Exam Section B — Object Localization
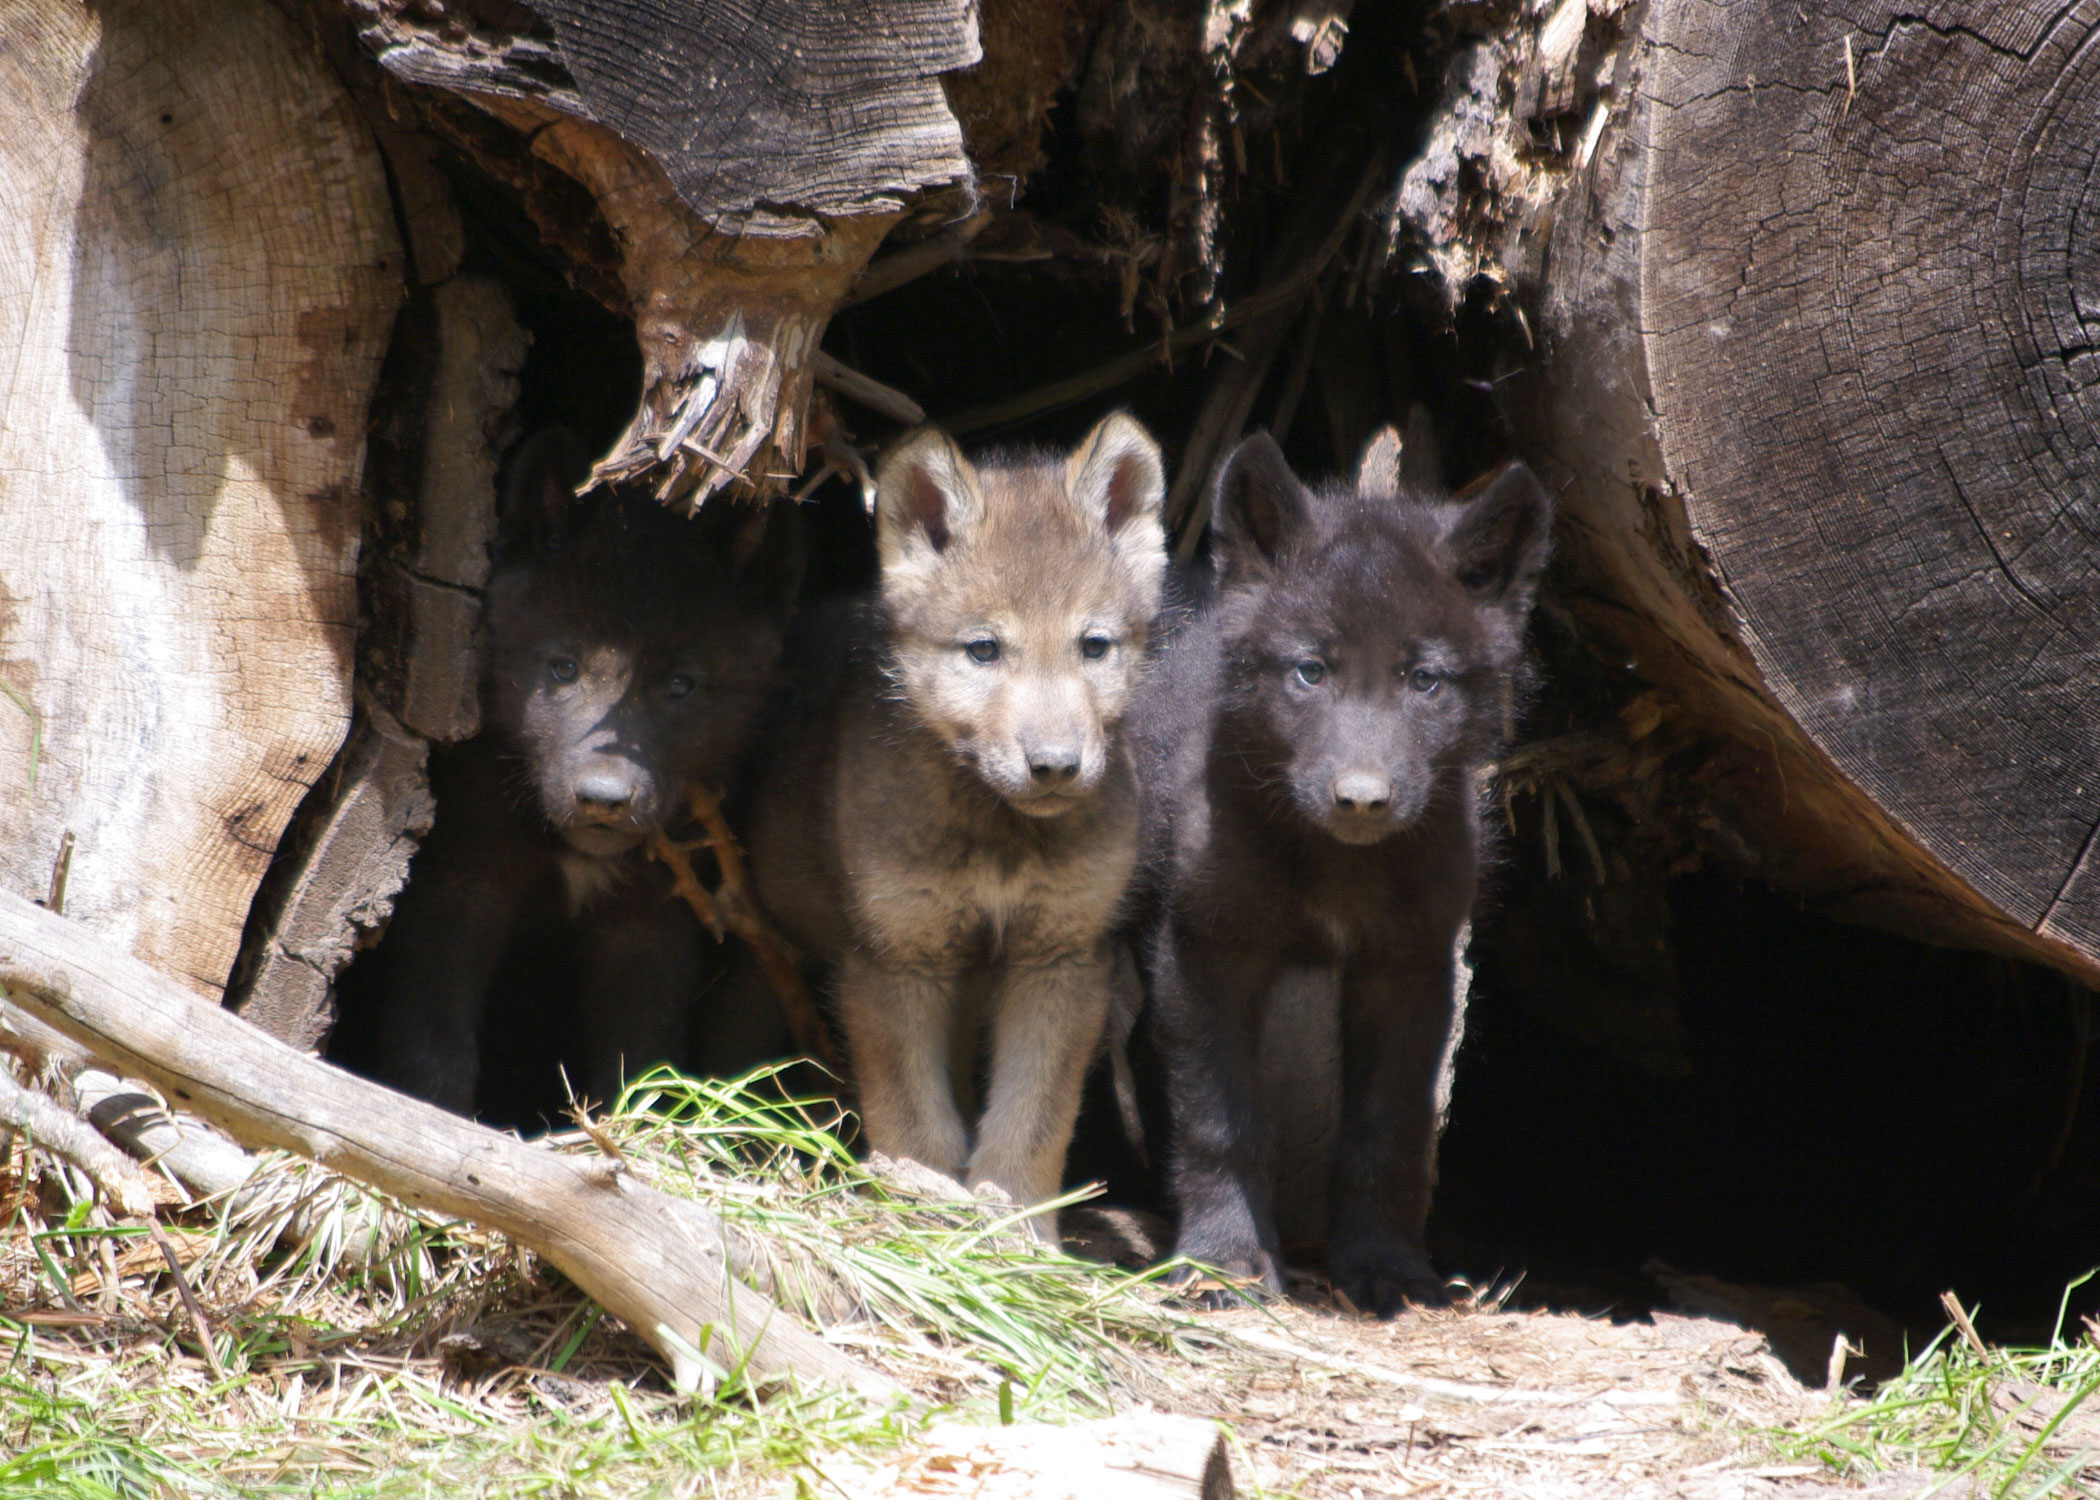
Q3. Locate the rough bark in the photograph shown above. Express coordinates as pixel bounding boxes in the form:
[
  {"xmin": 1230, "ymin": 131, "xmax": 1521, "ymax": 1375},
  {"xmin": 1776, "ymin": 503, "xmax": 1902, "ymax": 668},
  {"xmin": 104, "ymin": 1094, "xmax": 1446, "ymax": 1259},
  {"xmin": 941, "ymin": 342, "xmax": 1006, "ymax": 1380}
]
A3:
[
  {"xmin": 0, "ymin": 0, "xmax": 400, "ymax": 998},
  {"xmin": 351, "ymin": 0, "xmax": 979, "ymax": 508},
  {"xmin": 0, "ymin": 890, "xmax": 896, "ymax": 1398},
  {"xmin": 1524, "ymin": 0, "xmax": 2100, "ymax": 981}
]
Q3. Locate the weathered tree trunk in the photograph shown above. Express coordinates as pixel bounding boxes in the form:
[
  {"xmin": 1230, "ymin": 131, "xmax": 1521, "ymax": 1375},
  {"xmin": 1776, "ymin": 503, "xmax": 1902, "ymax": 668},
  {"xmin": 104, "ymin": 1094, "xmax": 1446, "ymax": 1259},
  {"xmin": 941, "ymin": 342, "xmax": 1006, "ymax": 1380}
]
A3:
[
  {"xmin": 0, "ymin": 0, "xmax": 399, "ymax": 997},
  {"xmin": 1, "ymin": 0, "xmax": 984, "ymax": 1045},
  {"xmin": 355, "ymin": 0, "xmax": 977, "ymax": 510},
  {"xmin": 1524, "ymin": 0, "xmax": 2100, "ymax": 983}
]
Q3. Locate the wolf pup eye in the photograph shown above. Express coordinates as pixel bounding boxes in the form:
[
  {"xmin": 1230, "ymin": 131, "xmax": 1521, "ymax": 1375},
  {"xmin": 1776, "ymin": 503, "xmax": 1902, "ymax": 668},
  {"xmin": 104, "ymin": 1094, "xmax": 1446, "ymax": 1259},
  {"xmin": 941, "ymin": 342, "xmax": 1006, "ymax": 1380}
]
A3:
[
  {"xmin": 1409, "ymin": 667, "xmax": 1442, "ymax": 694},
  {"xmin": 548, "ymin": 657, "xmax": 579, "ymax": 684},
  {"xmin": 666, "ymin": 672, "xmax": 695, "ymax": 699},
  {"xmin": 965, "ymin": 637, "xmax": 1002, "ymax": 665},
  {"xmin": 1080, "ymin": 632, "xmax": 1113, "ymax": 661},
  {"xmin": 1295, "ymin": 659, "xmax": 1327, "ymax": 686}
]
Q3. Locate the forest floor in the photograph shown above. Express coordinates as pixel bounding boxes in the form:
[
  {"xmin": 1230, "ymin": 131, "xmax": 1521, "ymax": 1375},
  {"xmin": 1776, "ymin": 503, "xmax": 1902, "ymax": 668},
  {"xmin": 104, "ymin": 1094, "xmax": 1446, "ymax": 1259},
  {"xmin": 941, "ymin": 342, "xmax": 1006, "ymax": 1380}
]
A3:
[{"xmin": 1, "ymin": 1068, "xmax": 2088, "ymax": 1499}]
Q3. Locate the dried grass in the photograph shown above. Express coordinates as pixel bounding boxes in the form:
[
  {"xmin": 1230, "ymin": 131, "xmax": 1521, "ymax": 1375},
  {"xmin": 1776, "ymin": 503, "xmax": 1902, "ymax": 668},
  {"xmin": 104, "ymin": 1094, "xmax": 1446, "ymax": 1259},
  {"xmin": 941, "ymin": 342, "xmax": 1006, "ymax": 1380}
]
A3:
[{"xmin": 0, "ymin": 1060, "xmax": 2009, "ymax": 1499}]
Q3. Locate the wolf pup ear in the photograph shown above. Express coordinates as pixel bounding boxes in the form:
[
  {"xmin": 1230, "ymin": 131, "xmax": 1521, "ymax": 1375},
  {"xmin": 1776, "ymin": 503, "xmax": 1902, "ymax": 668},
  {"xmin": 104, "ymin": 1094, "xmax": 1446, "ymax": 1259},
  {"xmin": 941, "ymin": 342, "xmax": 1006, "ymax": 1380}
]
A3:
[
  {"xmin": 727, "ymin": 499, "xmax": 808, "ymax": 621},
  {"xmin": 1441, "ymin": 461, "xmax": 1553, "ymax": 610},
  {"xmin": 1065, "ymin": 410, "xmax": 1166, "ymax": 542},
  {"xmin": 876, "ymin": 426, "xmax": 985, "ymax": 571},
  {"xmin": 501, "ymin": 426, "xmax": 592, "ymax": 552},
  {"xmin": 1210, "ymin": 430, "xmax": 1311, "ymax": 575}
]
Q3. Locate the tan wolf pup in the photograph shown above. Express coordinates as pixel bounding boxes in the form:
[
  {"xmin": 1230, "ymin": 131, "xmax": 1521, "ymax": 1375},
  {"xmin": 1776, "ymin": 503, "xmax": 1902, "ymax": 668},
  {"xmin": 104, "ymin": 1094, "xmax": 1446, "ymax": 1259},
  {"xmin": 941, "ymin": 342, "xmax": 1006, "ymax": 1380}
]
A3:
[{"xmin": 747, "ymin": 413, "xmax": 1168, "ymax": 1239}]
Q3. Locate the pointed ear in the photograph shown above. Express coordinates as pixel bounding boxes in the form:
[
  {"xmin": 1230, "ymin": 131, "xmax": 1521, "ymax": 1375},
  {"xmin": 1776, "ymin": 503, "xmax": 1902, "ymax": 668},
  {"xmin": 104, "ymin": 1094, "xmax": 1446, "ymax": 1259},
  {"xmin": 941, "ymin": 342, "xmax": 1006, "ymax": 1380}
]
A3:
[
  {"xmin": 1210, "ymin": 431, "xmax": 1311, "ymax": 576},
  {"xmin": 501, "ymin": 426, "xmax": 592, "ymax": 551},
  {"xmin": 1441, "ymin": 461, "xmax": 1553, "ymax": 609},
  {"xmin": 1065, "ymin": 410, "xmax": 1166, "ymax": 542},
  {"xmin": 1355, "ymin": 426, "xmax": 1403, "ymax": 497},
  {"xmin": 875, "ymin": 426, "xmax": 985, "ymax": 572}
]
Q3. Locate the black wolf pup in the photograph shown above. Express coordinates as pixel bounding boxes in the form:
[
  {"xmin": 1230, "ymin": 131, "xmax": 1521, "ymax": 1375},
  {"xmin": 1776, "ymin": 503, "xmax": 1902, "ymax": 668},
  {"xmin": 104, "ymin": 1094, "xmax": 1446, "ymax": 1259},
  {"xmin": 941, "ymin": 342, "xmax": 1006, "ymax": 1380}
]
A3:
[
  {"xmin": 1135, "ymin": 429, "xmax": 1550, "ymax": 1314},
  {"xmin": 341, "ymin": 429, "xmax": 801, "ymax": 1119}
]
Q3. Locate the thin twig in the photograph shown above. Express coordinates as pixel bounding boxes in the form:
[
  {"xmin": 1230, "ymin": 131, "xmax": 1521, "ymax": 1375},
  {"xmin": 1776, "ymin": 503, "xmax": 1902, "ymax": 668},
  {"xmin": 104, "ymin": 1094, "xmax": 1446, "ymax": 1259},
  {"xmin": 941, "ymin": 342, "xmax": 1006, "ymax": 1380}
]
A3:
[
  {"xmin": 153, "ymin": 1223, "xmax": 230, "ymax": 1383},
  {"xmin": 841, "ymin": 208, "xmax": 993, "ymax": 308},
  {"xmin": 650, "ymin": 788, "xmax": 843, "ymax": 1075},
  {"xmin": 813, "ymin": 351, "xmax": 926, "ymax": 426}
]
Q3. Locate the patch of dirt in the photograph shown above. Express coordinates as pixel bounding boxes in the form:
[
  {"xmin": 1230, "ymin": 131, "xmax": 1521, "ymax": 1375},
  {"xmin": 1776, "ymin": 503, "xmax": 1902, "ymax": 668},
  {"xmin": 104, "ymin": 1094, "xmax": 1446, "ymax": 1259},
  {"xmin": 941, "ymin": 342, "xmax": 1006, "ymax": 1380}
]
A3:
[{"xmin": 872, "ymin": 1293, "xmax": 1940, "ymax": 1499}]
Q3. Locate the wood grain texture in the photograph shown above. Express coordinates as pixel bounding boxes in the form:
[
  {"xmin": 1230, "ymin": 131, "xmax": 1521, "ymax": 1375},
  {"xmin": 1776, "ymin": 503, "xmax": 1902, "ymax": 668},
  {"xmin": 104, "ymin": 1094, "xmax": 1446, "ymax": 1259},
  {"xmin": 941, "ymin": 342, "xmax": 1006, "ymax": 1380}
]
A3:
[
  {"xmin": 1530, "ymin": 1, "xmax": 2100, "ymax": 975},
  {"xmin": 0, "ymin": 890, "xmax": 897, "ymax": 1398},
  {"xmin": 530, "ymin": 0, "xmax": 978, "ymax": 229},
  {"xmin": 0, "ymin": 0, "xmax": 400, "ymax": 996},
  {"xmin": 356, "ymin": 0, "xmax": 978, "ymax": 507}
]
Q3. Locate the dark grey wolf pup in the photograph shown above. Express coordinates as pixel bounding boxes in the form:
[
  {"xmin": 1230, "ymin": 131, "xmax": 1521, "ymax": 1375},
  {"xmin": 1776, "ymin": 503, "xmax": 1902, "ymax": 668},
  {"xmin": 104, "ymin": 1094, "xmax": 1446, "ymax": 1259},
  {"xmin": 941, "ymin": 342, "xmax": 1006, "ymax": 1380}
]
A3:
[
  {"xmin": 1134, "ymin": 428, "xmax": 1550, "ymax": 1313},
  {"xmin": 746, "ymin": 413, "xmax": 1168, "ymax": 1239},
  {"xmin": 343, "ymin": 429, "xmax": 801, "ymax": 1119}
]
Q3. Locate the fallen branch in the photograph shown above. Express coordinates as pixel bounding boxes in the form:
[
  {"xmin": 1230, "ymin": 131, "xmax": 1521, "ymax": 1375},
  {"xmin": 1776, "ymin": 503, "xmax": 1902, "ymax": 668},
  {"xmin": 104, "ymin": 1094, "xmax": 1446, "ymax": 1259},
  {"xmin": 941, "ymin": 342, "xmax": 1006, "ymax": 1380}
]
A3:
[
  {"xmin": 0, "ymin": 890, "xmax": 895, "ymax": 1399},
  {"xmin": 0, "ymin": 1065, "xmax": 157, "ymax": 1218}
]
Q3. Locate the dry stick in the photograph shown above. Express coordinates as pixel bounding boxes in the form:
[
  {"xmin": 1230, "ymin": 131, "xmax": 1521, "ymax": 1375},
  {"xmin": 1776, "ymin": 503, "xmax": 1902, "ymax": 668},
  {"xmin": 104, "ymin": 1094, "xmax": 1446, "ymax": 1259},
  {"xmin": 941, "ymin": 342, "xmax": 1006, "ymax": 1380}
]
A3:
[
  {"xmin": 152, "ymin": 1223, "xmax": 230, "ymax": 1384},
  {"xmin": 812, "ymin": 351, "xmax": 925, "ymax": 427},
  {"xmin": 0, "ymin": 1064, "xmax": 156, "ymax": 1218},
  {"xmin": 840, "ymin": 208, "xmax": 993, "ymax": 309},
  {"xmin": 1266, "ymin": 268, "xmax": 1336, "ymax": 449},
  {"xmin": 651, "ymin": 787, "xmax": 845, "ymax": 1076},
  {"xmin": 0, "ymin": 891, "xmax": 896, "ymax": 1399}
]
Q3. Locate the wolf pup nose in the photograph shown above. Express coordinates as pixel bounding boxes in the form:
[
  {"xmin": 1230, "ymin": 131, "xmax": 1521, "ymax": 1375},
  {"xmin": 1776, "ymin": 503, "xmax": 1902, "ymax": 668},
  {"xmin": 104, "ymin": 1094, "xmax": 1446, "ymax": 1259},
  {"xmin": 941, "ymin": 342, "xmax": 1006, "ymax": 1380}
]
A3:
[
  {"xmin": 1135, "ymin": 426, "xmax": 1550, "ymax": 1315},
  {"xmin": 747, "ymin": 412, "xmax": 1169, "ymax": 1241}
]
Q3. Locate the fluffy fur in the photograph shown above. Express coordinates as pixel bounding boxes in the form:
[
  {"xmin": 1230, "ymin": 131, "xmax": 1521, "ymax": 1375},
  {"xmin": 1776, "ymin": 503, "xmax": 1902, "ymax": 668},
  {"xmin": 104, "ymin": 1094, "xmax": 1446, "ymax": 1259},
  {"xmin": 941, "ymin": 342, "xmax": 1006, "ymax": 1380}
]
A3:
[
  {"xmin": 1132, "ymin": 429, "xmax": 1551, "ymax": 1313},
  {"xmin": 747, "ymin": 413, "xmax": 1168, "ymax": 1239},
  {"xmin": 335, "ymin": 429, "xmax": 801, "ymax": 1121}
]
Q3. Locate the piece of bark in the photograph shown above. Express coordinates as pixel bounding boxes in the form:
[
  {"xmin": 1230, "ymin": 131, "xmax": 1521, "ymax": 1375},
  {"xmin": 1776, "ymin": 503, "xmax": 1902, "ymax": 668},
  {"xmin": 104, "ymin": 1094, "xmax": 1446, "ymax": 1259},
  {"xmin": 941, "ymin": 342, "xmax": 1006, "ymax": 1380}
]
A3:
[
  {"xmin": 836, "ymin": 1413, "xmax": 1234, "ymax": 1500},
  {"xmin": 0, "ymin": 0, "xmax": 400, "ymax": 998},
  {"xmin": 230, "ymin": 713, "xmax": 433, "ymax": 1049},
  {"xmin": 0, "ymin": 890, "xmax": 897, "ymax": 1398}
]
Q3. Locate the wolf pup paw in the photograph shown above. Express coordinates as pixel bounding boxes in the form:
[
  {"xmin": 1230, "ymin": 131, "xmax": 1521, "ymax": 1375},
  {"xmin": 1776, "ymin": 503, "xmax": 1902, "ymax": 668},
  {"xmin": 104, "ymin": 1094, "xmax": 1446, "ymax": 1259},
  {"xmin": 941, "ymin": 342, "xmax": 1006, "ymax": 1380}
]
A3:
[
  {"xmin": 1328, "ymin": 1238, "xmax": 1451, "ymax": 1317},
  {"xmin": 1168, "ymin": 1243, "xmax": 1284, "ymax": 1309}
]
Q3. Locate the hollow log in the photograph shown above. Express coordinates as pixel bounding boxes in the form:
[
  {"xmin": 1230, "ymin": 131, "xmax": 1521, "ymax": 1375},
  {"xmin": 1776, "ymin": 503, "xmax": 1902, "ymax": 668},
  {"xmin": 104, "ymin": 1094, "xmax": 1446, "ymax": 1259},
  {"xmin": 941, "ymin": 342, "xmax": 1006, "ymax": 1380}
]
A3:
[
  {"xmin": 0, "ymin": 0, "xmax": 400, "ymax": 998},
  {"xmin": 1524, "ymin": 0, "xmax": 2100, "ymax": 982}
]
